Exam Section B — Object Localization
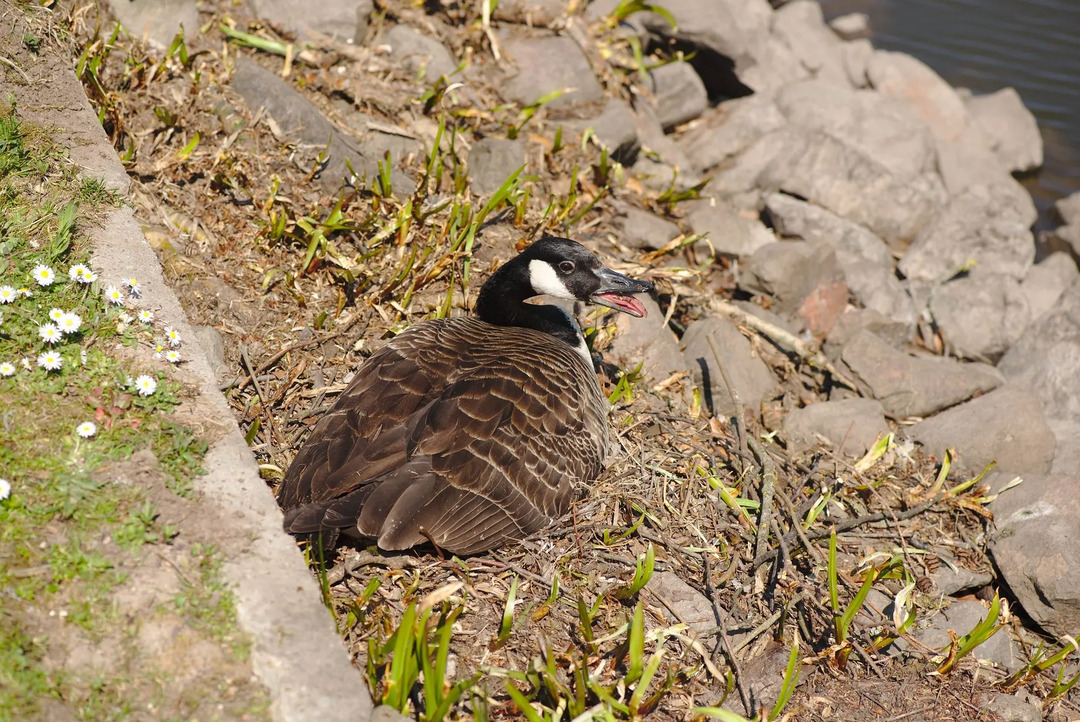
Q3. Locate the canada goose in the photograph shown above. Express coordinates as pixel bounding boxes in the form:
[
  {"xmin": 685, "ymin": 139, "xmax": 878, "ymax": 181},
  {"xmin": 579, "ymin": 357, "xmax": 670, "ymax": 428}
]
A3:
[{"xmin": 277, "ymin": 237, "xmax": 653, "ymax": 554}]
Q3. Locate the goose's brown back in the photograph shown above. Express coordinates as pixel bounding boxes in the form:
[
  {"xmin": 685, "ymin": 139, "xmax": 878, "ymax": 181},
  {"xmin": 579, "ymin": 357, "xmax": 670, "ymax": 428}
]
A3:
[{"xmin": 278, "ymin": 317, "xmax": 608, "ymax": 554}]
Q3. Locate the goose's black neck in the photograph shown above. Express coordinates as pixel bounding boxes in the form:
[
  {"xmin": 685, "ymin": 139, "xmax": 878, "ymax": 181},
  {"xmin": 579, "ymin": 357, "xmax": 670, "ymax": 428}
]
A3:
[{"xmin": 474, "ymin": 255, "xmax": 582, "ymax": 349}]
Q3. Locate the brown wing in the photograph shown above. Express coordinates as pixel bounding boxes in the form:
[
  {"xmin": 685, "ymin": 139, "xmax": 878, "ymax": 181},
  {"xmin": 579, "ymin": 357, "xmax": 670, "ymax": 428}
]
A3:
[{"xmin": 277, "ymin": 318, "xmax": 608, "ymax": 554}]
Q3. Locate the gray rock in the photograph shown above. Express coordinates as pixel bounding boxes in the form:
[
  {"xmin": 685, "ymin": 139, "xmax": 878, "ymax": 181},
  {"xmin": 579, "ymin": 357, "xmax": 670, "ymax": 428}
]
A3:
[
  {"xmin": 628, "ymin": 99, "xmax": 701, "ymax": 187},
  {"xmin": 774, "ymin": 79, "xmax": 936, "ymax": 180},
  {"xmin": 840, "ymin": 330, "xmax": 1003, "ymax": 418},
  {"xmin": 492, "ymin": 0, "xmax": 566, "ymax": 26},
  {"xmin": 841, "ymin": 38, "xmax": 873, "ymax": 88},
  {"xmin": 608, "ymin": 296, "xmax": 692, "ymax": 383},
  {"xmin": 829, "ymin": 12, "xmax": 871, "ymax": 40},
  {"xmin": 336, "ymin": 109, "xmax": 424, "ymax": 165},
  {"xmin": 990, "ymin": 472, "xmax": 1080, "ymax": 638},
  {"xmin": 646, "ymin": 62, "xmax": 708, "ymax": 131},
  {"xmin": 468, "ymin": 138, "xmax": 526, "ymax": 195},
  {"xmin": 765, "ymin": 193, "xmax": 915, "ymax": 325},
  {"xmin": 906, "ymin": 385, "xmax": 1055, "ymax": 475},
  {"xmin": 500, "ymin": 34, "xmax": 604, "ymax": 110},
  {"xmin": 372, "ymin": 705, "xmax": 413, "ymax": 722},
  {"xmin": 675, "ymin": 95, "xmax": 787, "ymax": 174},
  {"xmin": 930, "ymin": 274, "xmax": 1031, "ymax": 361},
  {"xmin": 384, "ymin": 25, "xmax": 458, "ymax": 82},
  {"xmin": 191, "ymin": 325, "xmax": 231, "ymax": 386},
  {"xmin": 230, "ymin": 58, "xmax": 410, "ymax": 192},
  {"xmin": 998, "ymin": 278, "xmax": 1080, "ymax": 424},
  {"xmin": 615, "ymin": 206, "xmax": 681, "ymax": 251},
  {"xmin": 976, "ymin": 693, "xmax": 1042, "ymax": 722},
  {"xmin": 783, "ymin": 398, "xmax": 889, "ymax": 457},
  {"xmin": 647, "ymin": 572, "xmax": 716, "ymax": 634},
  {"xmin": 741, "ymin": 240, "xmax": 845, "ymax": 316},
  {"xmin": 754, "ymin": 129, "xmax": 945, "ymax": 247},
  {"xmin": 105, "ymin": 0, "xmax": 199, "ymax": 48},
  {"xmin": 638, "ymin": 0, "xmax": 806, "ymax": 97},
  {"xmin": 680, "ymin": 316, "xmax": 779, "ymax": 418},
  {"xmin": 934, "ymin": 129, "xmax": 1038, "ymax": 218},
  {"xmin": 929, "ymin": 560, "xmax": 993, "ymax": 598},
  {"xmin": 825, "ymin": 309, "xmax": 911, "ymax": 360},
  {"xmin": 562, "ymin": 98, "xmax": 639, "ymax": 160},
  {"xmin": 898, "ymin": 184, "xmax": 1037, "ymax": 283},
  {"xmin": 253, "ymin": 0, "xmax": 370, "ymax": 42},
  {"xmin": 1050, "ymin": 418, "xmax": 1080, "ymax": 478},
  {"xmin": 964, "ymin": 87, "xmax": 1043, "ymax": 173},
  {"xmin": 911, "ymin": 600, "xmax": 1017, "ymax": 669},
  {"xmin": 867, "ymin": 50, "xmax": 968, "ymax": 142},
  {"xmin": 684, "ymin": 198, "xmax": 776, "ymax": 258},
  {"xmin": 771, "ymin": 0, "xmax": 847, "ymax": 86},
  {"xmin": 1053, "ymin": 190, "xmax": 1080, "ymax": 226}
]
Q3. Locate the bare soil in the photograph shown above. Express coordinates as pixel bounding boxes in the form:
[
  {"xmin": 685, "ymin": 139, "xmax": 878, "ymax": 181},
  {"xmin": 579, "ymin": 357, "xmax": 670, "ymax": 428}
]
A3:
[{"xmin": 54, "ymin": 0, "xmax": 1080, "ymax": 719}]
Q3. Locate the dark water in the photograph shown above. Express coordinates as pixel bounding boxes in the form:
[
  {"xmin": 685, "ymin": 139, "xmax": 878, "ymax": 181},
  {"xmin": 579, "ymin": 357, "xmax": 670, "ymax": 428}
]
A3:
[{"xmin": 818, "ymin": 0, "xmax": 1080, "ymax": 230}]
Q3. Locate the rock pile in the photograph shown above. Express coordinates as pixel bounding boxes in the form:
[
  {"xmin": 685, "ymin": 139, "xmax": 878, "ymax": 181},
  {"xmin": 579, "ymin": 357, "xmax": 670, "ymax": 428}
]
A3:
[{"xmin": 107, "ymin": 0, "xmax": 1078, "ymax": 663}]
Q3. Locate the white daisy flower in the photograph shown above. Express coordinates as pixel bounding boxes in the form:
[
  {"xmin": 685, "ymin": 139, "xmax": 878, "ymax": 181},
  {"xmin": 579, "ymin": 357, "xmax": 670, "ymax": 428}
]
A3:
[
  {"xmin": 81, "ymin": 268, "xmax": 97, "ymax": 283},
  {"xmin": 68, "ymin": 264, "xmax": 89, "ymax": 282},
  {"xmin": 31, "ymin": 264, "xmax": 55, "ymax": 287},
  {"xmin": 17, "ymin": 287, "xmax": 32, "ymax": 298},
  {"xmin": 137, "ymin": 309, "xmax": 154, "ymax": 323},
  {"xmin": 164, "ymin": 327, "xmax": 181, "ymax": 347},
  {"xmin": 49, "ymin": 307, "xmax": 65, "ymax": 322},
  {"xmin": 58, "ymin": 312, "xmax": 82, "ymax": 335},
  {"xmin": 20, "ymin": 357, "xmax": 31, "ymax": 371},
  {"xmin": 0, "ymin": 286, "xmax": 16, "ymax": 303},
  {"xmin": 165, "ymin": 350, "xmax": 181, "ymax": 364},
  {"xmin": 124, "ymin": 278, "xmax": 140, "ymax": 296},
  {"xmin": 39, "ymin": 324, "xmax": 62, "ymax": 344},
  {"xmin": 0, "ymin": 478, "xmax": 10, "ymax": 500},
  {"xmin": 37, "ymin": 351, "xmax": 62, "ymax": 370},
  {"xmin": 104, "ymin": 285, "xmax": 125, "ymax": 305},
  {"xmin": 0, "ymin": 361, "xmax": 14, "ymax": 376},
  {"xmin": 119, "ymin": 312, "xmax": 133, "ymax": 324},
  {"xmin": 134, "ymin": 374, "xmax": 157, "ymax": 397},
  {"xmin": 76, "ymin": 421, "xmax": 97, "ymax": 438}
]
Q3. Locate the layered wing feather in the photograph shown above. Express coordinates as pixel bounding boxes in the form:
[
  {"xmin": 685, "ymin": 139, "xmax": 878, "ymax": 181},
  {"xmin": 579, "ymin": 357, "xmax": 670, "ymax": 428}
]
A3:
[{"xmin": 278, "ymin": 317, "xmax": 608, "ymax": 554}]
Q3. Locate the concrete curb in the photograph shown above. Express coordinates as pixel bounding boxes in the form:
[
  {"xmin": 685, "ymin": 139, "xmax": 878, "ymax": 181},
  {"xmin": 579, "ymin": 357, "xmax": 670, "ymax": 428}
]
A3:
[{"xmin": 5, "ymin": 26, "xmax": 374, "ymax": 722}]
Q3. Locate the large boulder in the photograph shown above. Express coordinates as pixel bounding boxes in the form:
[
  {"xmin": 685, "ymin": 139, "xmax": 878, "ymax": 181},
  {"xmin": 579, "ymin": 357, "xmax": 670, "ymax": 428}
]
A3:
[
  {"xmin": 680, "ymin": 317, "xmax": 779, "ymax": 418},
  {"xmin": 500, "ymin": 34, "xmax": 604, "ymax": 110},
  {"xmin": 753, "ymin": 129, "xmax": 945, "ymax": 247},
  {"xmin": 866, "ymin": 50, "xmax": 968, "ymax": 141},
  {"xmin": 898, "ymin": 184, "xmax": 1036, "ymax": 283},
  {"xmin": 1020, "ymin": 252, "xmax": 1078, "ymax": 321},
  {"xmin": 906, "ymin": 385, "xmax": 1055, "ymax": 475},
  {"xmin": 675, "ymin": 95, "xmax": 787, "ymax": 174},
  {"xmin": 771, "ymin": 0, "xmax": 847, "ymax": 87},
  {"xmin": 840, "ymin": 330, "xmax": 1002, "ymax": 418},
  {"xmin": 684, "ymin": 198, "xmax": 776, "ymax": 258},
  {"xmin": 964, "ymin": 87, "xmax": 1043, "ymax": 173},
  {"xmin": 998, "ymin": 278, "xmax": 1080, "ymax": 424},
  {"xmin": 646, "ymin": 62, "xmax": 708, "ymax": 131},
  {"xmin": 782, "ymin": 398, "xmax": 889, "ymax": 457},
  {"xmin": 765, "ymin": 193, "xmax": 915, "ymax": 325},
  {"xmin": 384, "ymin": 25, "xmax": 459, "ymax": 82},
  {"xmin": 638, "ymin": 0, "xmax": 806, "ymax": 96},
  {"xmin": 774, "ymin": 79, "xmax": 936, "ymax": 180},
  {"xmin": 930, "ymin": 275, "xmax": 1030, "ymax": 362},
  {"xmin": 990, "ymin": 472, "xmax": 1080, "ymax": 638},
  {"xmin": 608, "ymin": 296, "xmax": 693, "ymax": 384}
]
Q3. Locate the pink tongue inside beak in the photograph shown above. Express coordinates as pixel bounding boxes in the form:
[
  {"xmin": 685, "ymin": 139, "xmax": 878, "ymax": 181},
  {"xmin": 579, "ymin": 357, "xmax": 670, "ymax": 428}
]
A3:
[{"xmin": 597, "ymin": 293, "xmax": 647, "ymax": 317}]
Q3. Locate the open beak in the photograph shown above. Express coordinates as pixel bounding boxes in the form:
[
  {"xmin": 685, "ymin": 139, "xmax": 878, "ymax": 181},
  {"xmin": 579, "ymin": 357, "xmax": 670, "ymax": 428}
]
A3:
[{"xmin": 590, "ymin": 266, "xmax": 653, "ymax": 318}]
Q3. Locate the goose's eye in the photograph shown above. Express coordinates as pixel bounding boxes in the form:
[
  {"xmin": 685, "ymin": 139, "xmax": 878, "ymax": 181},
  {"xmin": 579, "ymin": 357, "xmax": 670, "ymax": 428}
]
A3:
[{"xmin": 558, "ymin": 261, "xmax": 575, "ymax": 274}]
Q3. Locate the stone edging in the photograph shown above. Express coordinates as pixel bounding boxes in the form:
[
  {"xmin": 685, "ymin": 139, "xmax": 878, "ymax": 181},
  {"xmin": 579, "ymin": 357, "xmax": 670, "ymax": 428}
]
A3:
[{"xmin": 14, "ymin": 30, "xmax": 374, "ymax": 722}]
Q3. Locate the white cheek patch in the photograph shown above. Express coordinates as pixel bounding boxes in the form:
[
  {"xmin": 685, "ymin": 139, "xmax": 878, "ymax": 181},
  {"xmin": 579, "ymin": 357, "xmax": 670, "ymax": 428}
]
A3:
[{"xmin": 528, "ymin": 259, "xmax": 575, "ymax": 300}]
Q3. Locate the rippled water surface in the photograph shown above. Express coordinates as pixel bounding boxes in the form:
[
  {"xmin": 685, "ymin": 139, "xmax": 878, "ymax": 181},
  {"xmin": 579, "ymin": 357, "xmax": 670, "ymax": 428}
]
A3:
[{"xmin": 818, "ymin": 0, "xmax": 1080, "ymax": 228}]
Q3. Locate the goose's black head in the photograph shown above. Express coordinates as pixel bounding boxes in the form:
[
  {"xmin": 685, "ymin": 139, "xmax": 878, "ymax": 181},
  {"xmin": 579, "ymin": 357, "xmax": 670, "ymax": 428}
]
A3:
[{"xmin": 475, "ymin": 237, "xmax": 653, "ymax": 330}]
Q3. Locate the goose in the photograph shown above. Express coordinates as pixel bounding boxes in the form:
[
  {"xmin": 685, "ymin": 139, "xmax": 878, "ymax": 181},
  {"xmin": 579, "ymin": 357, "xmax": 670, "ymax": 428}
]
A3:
[{"xmin": 276, "ymin": 237, "xmax": 653, "ymax": 554}]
